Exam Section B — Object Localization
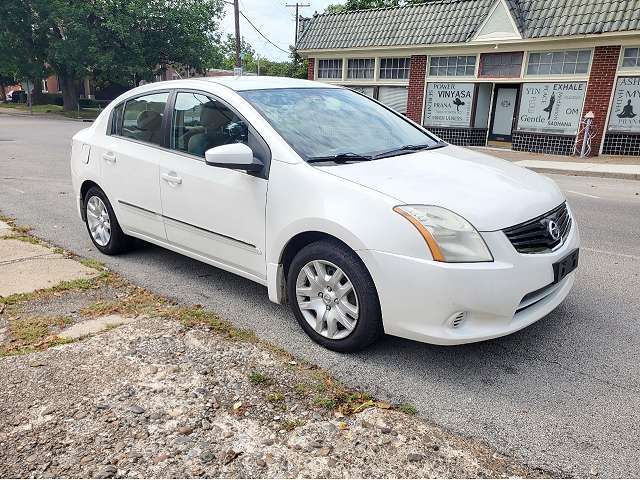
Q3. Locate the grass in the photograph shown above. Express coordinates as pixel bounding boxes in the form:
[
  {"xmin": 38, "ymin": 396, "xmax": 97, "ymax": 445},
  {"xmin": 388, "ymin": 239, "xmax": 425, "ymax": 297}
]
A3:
[
  {"xmin": 0, "ymin": 103, "xmax": 100, "ymax": 119},
  {"xmin": 249, "ymin": 371, "xmax": 272, "ymax": 385},
  {"xmin": 398, "ymin": 403, "xmax": 418, "ymax": 415},
  {"xmin": 0, "ymin": 314, "xmax": 75, "ymax": 357},
  {"xmin": 267, "ymin": 391, "xmax": 285, "ymax": 403}
]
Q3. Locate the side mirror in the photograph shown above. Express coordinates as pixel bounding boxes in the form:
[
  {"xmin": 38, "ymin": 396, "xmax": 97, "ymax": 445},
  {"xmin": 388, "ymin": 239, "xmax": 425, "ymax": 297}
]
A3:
[{"xmin": 204, "ymin": 143, "xmax": 263, "ymax": 172}]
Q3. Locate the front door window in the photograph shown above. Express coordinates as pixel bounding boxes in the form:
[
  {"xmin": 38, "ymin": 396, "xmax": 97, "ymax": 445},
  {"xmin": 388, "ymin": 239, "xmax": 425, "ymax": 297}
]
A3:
[{"xmin": 490, "ymin": 86, "xmax": 519, "ymax": 141}]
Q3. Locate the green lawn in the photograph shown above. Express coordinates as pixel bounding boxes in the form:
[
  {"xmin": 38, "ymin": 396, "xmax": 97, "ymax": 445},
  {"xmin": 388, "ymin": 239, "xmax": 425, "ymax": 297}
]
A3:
[{"xmin": 0, "ymin": 102, "xmax": 100, "ymax": 119}]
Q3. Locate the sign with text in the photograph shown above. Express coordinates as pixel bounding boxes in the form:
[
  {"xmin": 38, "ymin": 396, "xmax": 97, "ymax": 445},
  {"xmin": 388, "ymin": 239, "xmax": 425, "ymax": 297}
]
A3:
[
  {"xmin": 517, "ymin": 82, "xmax": 586, "ymax": 135},
  {"xmin": 424, "ymin": 82, "xmax": 474, "ymax": 127},
  {"xmin": 608, "ymin": 77, "xmax": 640, "ymax": 132}
]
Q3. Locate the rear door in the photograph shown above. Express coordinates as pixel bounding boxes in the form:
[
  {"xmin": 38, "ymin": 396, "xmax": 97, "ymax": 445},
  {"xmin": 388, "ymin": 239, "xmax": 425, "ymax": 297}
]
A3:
[
  {"xmin": 97, "ymin": 91, "xmax": 170, "ymax": 241},
  {"xmin": 158, "ymin": 90, "xmax": 270, "ymax": 281}
]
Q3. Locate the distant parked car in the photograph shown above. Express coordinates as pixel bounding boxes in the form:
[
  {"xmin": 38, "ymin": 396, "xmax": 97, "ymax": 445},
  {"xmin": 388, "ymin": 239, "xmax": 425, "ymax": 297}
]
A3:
[
  {"xmin": 70, "ymin": 76, "xmax": 579, "ymax": 352},
  {"xmin": 8, "ymin": 90, "xmax": 27, "ymax": 103}
]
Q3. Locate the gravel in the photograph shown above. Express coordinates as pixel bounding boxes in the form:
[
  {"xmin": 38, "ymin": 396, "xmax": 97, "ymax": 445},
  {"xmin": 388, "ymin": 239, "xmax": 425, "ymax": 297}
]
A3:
[{"xmin": 0, "ymin": 317, "xmax": 541, "ymax": 478}]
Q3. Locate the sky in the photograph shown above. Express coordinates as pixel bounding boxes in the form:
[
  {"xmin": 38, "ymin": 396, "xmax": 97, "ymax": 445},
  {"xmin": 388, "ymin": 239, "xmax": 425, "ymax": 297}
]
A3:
[{"xmin": 220, "ymin": 0, "xmax": 336, "ymax": 62}]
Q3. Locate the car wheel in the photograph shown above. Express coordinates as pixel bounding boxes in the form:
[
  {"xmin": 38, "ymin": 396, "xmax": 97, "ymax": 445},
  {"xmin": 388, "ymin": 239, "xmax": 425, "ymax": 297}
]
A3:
[
  {"xmin": 287, "ymin": 239, "xmax": 383, "ymax": 352},
  {"xmin": 84, "ymin": 186, "xmax": 133, "ymax": 255}
]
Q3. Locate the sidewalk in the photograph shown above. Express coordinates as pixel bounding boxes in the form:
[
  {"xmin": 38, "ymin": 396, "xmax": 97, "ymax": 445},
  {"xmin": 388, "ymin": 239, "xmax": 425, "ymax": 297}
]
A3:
[
  {"xmin": 470, "ymin": 147, "xmax": 640, "ymax": 180},
  {"xmin": 0, "ymin": 106, "xmax": 96, "ymax": 122}
]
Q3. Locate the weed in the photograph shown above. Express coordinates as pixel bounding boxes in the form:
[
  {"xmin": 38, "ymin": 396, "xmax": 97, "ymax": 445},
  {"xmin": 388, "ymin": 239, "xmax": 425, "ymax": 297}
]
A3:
[
  {"xmin": 249, "ymin": 371, "xmax": 272, "ymax": 385},
  {"xmin": 313, "ymin": 396, "xmax": 336, "ymax": 410},
  {"xmin": 398, "ymin": 403, "xmax": 418, "ymax": 415},
  {"xmin": 267, "ymin": 391, "xmax": 285, "ymax": 403}
]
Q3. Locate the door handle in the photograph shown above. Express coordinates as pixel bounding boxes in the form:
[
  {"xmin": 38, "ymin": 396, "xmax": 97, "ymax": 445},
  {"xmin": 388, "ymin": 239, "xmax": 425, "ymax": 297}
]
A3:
[
  {"xmin": 102, "ymin": 152, "xmax": 116, "ymax": 164},
  {"xmin": 161, "ymin": 172, "xmax": 183, "ymax": 185}
]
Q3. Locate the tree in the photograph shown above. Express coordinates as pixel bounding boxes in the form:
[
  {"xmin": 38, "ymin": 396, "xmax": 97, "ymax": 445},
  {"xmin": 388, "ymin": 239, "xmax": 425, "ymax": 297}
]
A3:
[
  {"xmin": 325, "ymin": 0, "xmax": 426, "ymax": 13},
  {"xmin": 1, "ymin": 0, "xmax": 224, "ymax": 111}
]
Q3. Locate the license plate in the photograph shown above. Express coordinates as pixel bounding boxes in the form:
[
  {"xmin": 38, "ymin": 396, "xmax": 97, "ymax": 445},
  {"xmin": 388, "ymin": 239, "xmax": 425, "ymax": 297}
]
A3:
[{"xmin": 553, "ymin": 249, "xmax": 579, "ymax": 284}]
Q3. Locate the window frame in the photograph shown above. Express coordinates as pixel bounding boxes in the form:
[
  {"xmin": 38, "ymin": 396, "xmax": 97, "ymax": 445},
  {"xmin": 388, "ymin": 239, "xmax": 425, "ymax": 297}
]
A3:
[
  {"xmin": 317, "ymin": 59, "xmax": 343, "ymax": 80},
  {"xmin": 379, "ymin": 57, "xmax": 411, "ymax": 80},
  {"xmin": 525, "ymin": 49, "xmax": 592, "ymax": 76},
  {"xmin": 106, "ymin": 89, "xmax": 173, "ymax": 149},
  {"xmin": 346, "ymin": 58, "xmax": 375, "ymax": 80},
  {"xmin": 167, "ymin": 89, "xmax": 272, "ymax": 178},
  {"xmin": 620, "ymin": 46, "xmax": 640, "ymax": 70},
  {"xmin": 428, "ymin": 55, "xmax": 477, "ymax": 77},
  {"xmin": 478, "ymin": 51, "xmax": 524, "ymax": 78}
]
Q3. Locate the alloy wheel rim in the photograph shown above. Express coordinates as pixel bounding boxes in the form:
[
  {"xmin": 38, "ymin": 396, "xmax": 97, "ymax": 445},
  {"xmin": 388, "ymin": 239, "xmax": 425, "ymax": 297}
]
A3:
[
  {"xmin": 295, "ymin": 260, "xmax": 359, "ymax": 340},
  {"xmin": 86, "ymin": 196, "xmax": 111, "ymax": 247}
]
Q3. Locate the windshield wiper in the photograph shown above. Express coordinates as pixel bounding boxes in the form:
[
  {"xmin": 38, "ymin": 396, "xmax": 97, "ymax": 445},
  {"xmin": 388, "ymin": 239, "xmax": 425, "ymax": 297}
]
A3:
[
  {"xmin": 372, "ymin": 142, "xmax": 447, "ymax": 160},
  {"xmin": 307, "ymin": 152, "xmax": 373, "ymax": 164}
]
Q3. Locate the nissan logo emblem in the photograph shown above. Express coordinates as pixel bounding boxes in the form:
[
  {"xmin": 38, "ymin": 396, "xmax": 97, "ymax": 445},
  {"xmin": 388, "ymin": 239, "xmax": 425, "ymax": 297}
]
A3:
[{"xmin": 547, "ymin": 220, "xmax": 561, "ymax": 241}]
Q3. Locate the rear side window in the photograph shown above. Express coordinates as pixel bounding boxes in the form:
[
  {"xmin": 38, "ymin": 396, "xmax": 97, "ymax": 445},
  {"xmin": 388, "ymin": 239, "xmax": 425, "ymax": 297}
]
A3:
[
  {"xmin": 120, "ymin": 92, "xmax": 170, "ymax": 147},
  {"xmin": 110, "ymin": 103, "xmax": 124, "ymax": 135}
]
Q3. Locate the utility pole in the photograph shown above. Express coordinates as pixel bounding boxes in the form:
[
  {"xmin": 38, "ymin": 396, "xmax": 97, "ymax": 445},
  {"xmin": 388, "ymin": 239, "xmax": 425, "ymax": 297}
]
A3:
[
  {"xmin": 233, "ymin": 0, "xmax": 241, "ymax": 70},
  {"xmin": 285, "ymin": 2, "xmax": 310, "ymax": 47}
]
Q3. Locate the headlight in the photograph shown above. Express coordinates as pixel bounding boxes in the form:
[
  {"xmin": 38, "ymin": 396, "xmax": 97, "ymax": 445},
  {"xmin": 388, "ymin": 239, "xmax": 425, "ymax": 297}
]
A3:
[{"xmin": 393, "ymin": 205, "xmax": 493, "ymax": 263}]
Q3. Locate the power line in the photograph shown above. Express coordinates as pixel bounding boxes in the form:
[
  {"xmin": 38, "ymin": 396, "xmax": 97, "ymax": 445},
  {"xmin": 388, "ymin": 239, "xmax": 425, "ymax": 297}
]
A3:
[{"xmin": 222, "ymin": 0, "xmax": 290, "ymax": 55}]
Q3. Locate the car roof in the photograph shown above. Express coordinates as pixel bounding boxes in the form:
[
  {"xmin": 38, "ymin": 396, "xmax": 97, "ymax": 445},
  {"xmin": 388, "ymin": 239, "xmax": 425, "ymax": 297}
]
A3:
[{"xmin": 191, "ymin": 75, "xmax": 341, "ymax": 91}]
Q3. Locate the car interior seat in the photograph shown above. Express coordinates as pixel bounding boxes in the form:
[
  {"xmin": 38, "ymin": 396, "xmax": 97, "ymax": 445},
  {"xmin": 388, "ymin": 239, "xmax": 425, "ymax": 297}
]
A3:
[{"xmin": 136, "ymin": 110, "xmax": 163, "ymax": 144}]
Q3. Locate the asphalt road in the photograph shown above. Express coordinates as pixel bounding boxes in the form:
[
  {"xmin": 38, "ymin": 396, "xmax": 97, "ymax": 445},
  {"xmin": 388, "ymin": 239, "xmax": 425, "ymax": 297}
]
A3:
[{"xmin": 1, "ymin": 114, "xmax": 639, "ymax": 477}]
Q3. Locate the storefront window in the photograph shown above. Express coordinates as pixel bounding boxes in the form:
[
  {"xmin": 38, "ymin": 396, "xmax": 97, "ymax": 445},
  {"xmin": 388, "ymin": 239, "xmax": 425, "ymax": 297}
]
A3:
[
  {"xmin": 429, "ymin": 56, "xmax": 476, "ymax": 76},
  {"xmin": 379, "ymin": 58, "xmax": 411, "ymax": 79},
  {"xmin": 424, "ymin": 82, "xmax": 475, "ymax": 127},
  {"xmin": 516, "ymin": 82, "xmax": 586, "ymax": 135},
  {"xmin": 479, "ymin": 52, "xmax": 523, "ymax": 77},
  {"xmin": 378, "ymin": 86, "xmax": 408, "ymax": 114},
  {"xmin": 317, "ymin": 59, "xmax": 343, "ymax": 79},
  {"xmin": 621, "ymin": 48, "xmax": 640, "ymax": 69},
  {"xmin": 346, "ymin": 86, "xmax": 375, "ymax": 98},
  {"xmin": 347, "ymin": 58, "xmax": 374, "ymax": 79},
  {"xmin": 608, "ymin": 77, "xmax": 640, "ymax": 132},
  {"xmin": 527, "ymin": 50, "xmax": 591, "ymax": 75}
]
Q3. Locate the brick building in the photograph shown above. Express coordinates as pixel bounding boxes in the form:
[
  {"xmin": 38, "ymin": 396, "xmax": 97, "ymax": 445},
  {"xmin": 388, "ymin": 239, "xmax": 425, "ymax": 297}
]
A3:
[{"xmin": 297, "ymin": 0, "xmax": 640, "ymax": 156}]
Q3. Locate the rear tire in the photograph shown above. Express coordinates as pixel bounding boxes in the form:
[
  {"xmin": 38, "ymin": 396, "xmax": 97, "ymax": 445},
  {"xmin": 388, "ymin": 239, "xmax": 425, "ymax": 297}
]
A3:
[
  {"xmin": 84, "ymin": 186, "xmax": 133, "ymax": 255},
  {"xmin": 287, "ymin": 239, "xmax": 382, "ymax": 352}
]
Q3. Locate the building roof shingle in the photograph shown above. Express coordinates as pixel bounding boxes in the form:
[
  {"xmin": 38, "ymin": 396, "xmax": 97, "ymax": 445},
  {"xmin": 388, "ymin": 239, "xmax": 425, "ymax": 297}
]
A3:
[{"xmin": 296, "ymin": 0, "xmax": 640, "ymax": 50}]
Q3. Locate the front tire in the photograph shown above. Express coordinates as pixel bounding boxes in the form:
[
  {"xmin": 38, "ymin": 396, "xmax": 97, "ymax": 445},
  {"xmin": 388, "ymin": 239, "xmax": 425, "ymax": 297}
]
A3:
[
  {"xmin": 287, "ymin": 239, "xmax": 382, "ymax": 352},
  {"xmin": 84, "ymin": 186, "xmax": 133, "ymax": 255}
]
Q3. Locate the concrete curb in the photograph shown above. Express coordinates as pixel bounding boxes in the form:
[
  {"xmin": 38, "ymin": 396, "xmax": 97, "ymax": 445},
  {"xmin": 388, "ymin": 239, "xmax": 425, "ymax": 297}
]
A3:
[{"xmin": 524, "ymin": 166, "xmax": 640, "ymax": 181}]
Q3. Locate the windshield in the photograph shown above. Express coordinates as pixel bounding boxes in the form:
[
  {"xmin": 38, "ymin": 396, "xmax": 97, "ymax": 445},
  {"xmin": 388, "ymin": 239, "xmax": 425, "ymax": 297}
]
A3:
[{"xmin": 239, "ymin": 88, "xmax": 441, "ymax": 161}]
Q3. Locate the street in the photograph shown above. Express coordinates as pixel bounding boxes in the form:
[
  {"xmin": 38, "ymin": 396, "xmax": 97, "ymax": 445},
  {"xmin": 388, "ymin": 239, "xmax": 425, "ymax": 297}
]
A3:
[{"xmin": 1, "ymin": 114, "xmax": 639, "ymax": 477}]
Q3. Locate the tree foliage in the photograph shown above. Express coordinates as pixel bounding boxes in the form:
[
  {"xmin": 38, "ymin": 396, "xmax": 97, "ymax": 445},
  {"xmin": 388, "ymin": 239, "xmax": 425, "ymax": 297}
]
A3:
[
  {"xmin": 325, "ymin": 0, "xmax": 426, "ymax": 13},
  {"xmin": 0, "ymin": 0, "xmax": 224, "ymax": 110}
]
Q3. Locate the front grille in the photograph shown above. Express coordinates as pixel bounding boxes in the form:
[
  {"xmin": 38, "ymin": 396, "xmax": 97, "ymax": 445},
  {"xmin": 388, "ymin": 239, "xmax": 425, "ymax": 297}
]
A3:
[{"xmin": 503, "ymin": 203, "xmax": 572, "ymax": 254}]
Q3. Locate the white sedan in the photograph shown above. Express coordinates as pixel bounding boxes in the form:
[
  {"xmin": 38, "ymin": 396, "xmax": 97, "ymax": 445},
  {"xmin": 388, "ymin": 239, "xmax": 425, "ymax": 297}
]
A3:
[{"xmin": 70, "ymin": 76, "xmax": 579, "ymax": 352}]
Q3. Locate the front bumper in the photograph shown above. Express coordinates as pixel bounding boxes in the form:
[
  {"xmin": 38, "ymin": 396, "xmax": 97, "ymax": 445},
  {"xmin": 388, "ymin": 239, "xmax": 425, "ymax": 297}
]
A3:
[{"xmin": 358, "ymin": 221, "xmax": 579, "ymax": 345}]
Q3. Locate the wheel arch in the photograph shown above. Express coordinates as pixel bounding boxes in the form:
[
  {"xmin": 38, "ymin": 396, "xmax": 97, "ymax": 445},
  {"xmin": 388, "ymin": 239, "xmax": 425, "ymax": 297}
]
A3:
[{"xmin": 79, "ymin": 180, "xmax": 103, "ymax": 221}]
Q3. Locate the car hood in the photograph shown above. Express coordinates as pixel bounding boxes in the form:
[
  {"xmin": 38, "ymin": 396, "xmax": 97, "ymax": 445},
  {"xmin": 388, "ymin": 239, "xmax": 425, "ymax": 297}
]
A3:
[{"xmin": 316, "ymin": 145, "xmax": 565, "ymax": 231}]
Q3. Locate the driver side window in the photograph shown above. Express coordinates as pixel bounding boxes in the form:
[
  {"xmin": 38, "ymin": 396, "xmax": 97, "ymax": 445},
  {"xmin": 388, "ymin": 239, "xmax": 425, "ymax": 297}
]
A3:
[{"xmin": 171, "ymin": 92, "xmax": 248, "ymax": 158}]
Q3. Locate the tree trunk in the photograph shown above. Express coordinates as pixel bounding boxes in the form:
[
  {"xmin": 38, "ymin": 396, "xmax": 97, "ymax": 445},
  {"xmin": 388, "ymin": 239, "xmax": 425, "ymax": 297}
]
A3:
[
  {"xmin": 0, "ymin": 82, "xmax": 6, "ymax": 102},
  {"xmin": 31, "ymin": 78, "xmax": 45, "ymax": 105},
  {"xmin": 59, "ymin": 74, "xmax": 79, "ymax": 111}
]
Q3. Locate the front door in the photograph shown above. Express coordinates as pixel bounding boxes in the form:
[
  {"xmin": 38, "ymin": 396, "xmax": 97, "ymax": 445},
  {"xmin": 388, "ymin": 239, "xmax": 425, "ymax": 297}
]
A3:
[
  {"xmin": 489, "ymin": 85, "xmax": 519, "ymax": 142},
  {"xmin": 159, "ymin": 91, "xmax": 269, "ymax": 281}
]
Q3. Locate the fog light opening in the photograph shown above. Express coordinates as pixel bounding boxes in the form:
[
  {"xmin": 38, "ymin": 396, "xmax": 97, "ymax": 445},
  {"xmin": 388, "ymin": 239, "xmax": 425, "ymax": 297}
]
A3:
[{"xmin": 449, "ymin": 311, "xmax": 467, "ymax": 329}]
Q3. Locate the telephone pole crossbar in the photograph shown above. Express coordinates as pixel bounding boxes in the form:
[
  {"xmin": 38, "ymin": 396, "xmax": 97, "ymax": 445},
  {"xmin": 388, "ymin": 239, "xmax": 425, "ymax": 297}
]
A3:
[{"xmin": 286, "ymin": 2, "xmax": 310, "ymax": 47}]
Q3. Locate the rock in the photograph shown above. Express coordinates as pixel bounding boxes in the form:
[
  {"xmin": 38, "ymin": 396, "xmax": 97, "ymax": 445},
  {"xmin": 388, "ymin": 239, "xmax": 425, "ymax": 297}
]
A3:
[
  {"xmin": 129, "ymin": 405, "xmax": 145, "ymax": 415},
  {"xmin": 256, "ymin": 457, "xmax": 267, "ymax": 468},
  {"xmin": 200, "ymin": 450, "xmax": 215, "ymax": 464},
  {"xmin": 95, "ymin": 465, "xmax": 118, "ymax": 478},
  {"xmin": 381, "ymin": 426, "xmax": 392, "ymax": 434},
  {"xmin": 178, "ymin": 426, "xmax": 193, "ymax": 435},
  {"xmin": 407, "ymin": 453, "xmax": 424, "ymax": 462},
  {"xmin": 317, "ymin": 447, "xmax": 332, "ymax": 456},
  {"xmin": 152, "ymin": 453, "xmax": 170, "ymax": 465}
]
